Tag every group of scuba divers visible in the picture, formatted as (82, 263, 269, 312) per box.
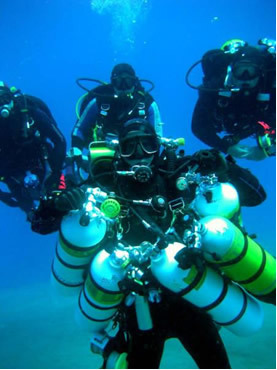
(0, 38, 276, 369)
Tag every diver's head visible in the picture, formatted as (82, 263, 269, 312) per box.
(118, 118, 160, 182)
(225, 46, 266, 91)
(111, 63, 138, 97)
(0, 85, 15, 119)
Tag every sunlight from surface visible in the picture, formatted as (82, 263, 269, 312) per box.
(91, 0, 150, 51)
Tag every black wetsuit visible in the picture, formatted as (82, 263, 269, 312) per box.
(191, 89, 276, 153)
(0, 95, 66, 214)
(191, 47, 276, 153)
(112, 293, 230, 369)
(71, 84, 162, 150)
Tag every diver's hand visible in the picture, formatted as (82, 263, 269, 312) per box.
(227, 144, 267, 161)
(53, 187, 86, 212)
(193, 149, 228, 175)
(175, 247, 205, 272)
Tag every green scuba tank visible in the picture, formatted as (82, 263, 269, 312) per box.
(88, 140, 116, 178)
(200, 216, 276, 300)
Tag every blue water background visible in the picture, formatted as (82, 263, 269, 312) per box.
(0, 1, 275, 368)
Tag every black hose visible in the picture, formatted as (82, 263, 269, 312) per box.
(185, 59, 222, 93)
(76, 78, 107, 92)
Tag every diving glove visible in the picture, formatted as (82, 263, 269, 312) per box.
(175, 247, 205, 272)
(53, 187, 86, 212)
(193, 149, 228, 176)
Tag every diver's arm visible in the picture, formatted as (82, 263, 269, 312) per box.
(191, 95, 231, 153)
(71, 98, 99, 150)
(25, 95, 57, 123)
(33, 108, 67, 188)
(37, 109, 66, 168)
(228, 97, 276, 161)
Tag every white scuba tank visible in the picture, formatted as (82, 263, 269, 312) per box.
(151, 242, 264, 336)
(76, 248, 126, 333)
(51, 208, 107, 296)
(199, 216, 276, 299)
(192, 182, 240, 219)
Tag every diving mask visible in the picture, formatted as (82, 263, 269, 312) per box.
(232, 61, 261, 81)
(119, 135, 159, 158)
(112, 73, 137, 92)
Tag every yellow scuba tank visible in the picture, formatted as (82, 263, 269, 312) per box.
(151, 241, 264, 336)
(51, 194, 107, 296)
(200, 216, 276, 300)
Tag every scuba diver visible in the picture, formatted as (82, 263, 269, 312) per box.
(187, 38, 276, 160)
(0, 82, 66, 217)
(68, 63, 163, 184)
(30, 119, 275, 369)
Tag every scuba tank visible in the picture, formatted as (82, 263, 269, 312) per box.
(51, 188, 109, 295)
(199, 216, 276, 301)
(88, 139, 116, 179)
(77, 241, 156, 369)
(192, 178, 240, 219)
(76, 247, 126, 333)
(76, 247, 128, 369)
(151, 241, 264, 336)
(76, 240, 155, 333)
(65, 138, 117, 186)
(105, 351, 128, 369)
(176, 171, 240, 220)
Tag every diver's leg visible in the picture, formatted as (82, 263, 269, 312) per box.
(100, 328, 164, 369)
(126, 328, 165, 369)
(177, 311, 231, 369)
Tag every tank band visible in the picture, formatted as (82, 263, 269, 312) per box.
(83, 286, 120, 311)
(216, 233, 248, 267)
(236, 246, 266, 284)
(59, 230, 99, 254)
(201, 277, 229, 311)
(216, 288, 248, 326)
(51, 262, 84, 288)
(78, 292, 115, 322)
(178, 268, 205, 296)
(55, 244, 89, 269)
